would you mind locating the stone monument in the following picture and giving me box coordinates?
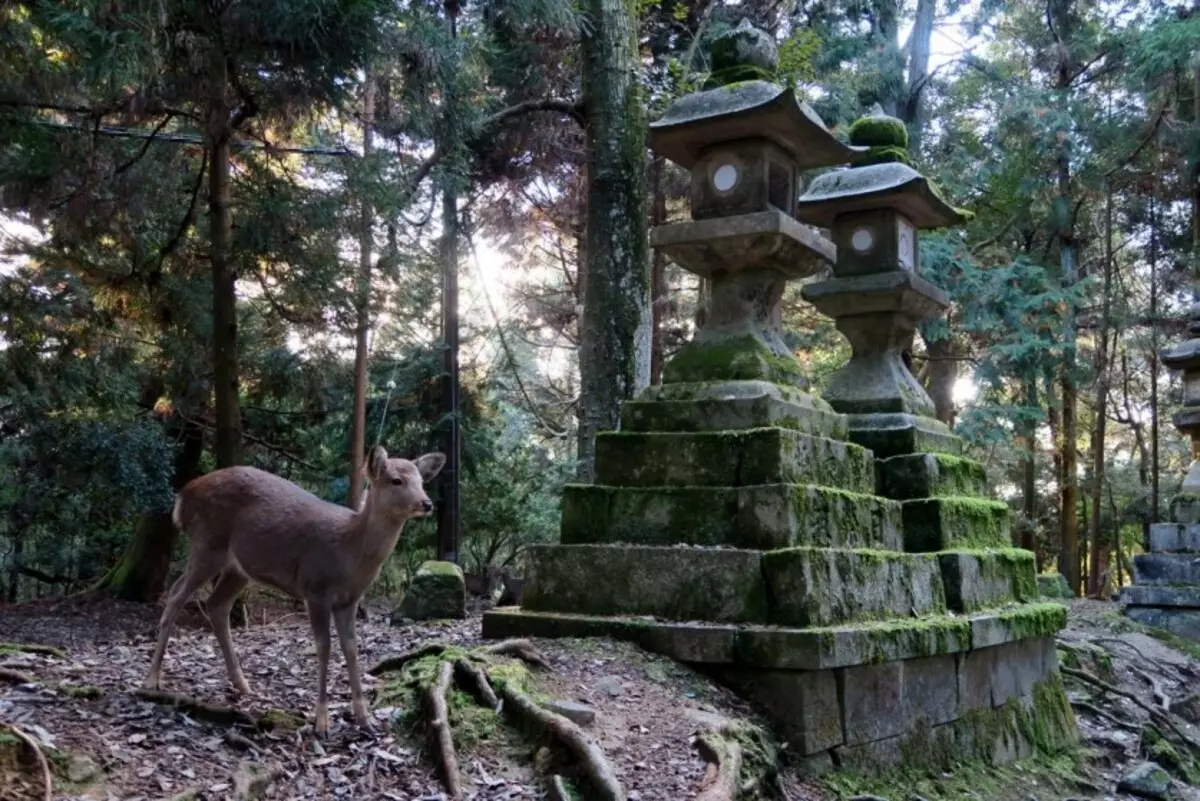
[1123,302,1200,639]
[483,24,1076,773]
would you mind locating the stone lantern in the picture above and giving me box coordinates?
[796,108,971,456]
[646,20,865,388]
[1162,306,1200,502]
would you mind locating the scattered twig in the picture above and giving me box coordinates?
[427,660,463,799]
[367,642,448,676]
[695,730,742,801]
[481,639,552,670]
[1,722,52,801]
[453,657,499,710]
[491,674,625,801]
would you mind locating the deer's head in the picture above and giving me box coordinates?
[365,446,446,520]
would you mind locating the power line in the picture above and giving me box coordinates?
[4,117,354,156]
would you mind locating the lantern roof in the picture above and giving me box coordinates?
[794,162,969,229]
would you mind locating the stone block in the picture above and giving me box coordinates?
[710,667,843,754]
[844,412,964,459]
[1132,552,1200,586]
[1121,584,1200,608]
[1148,523,1200,553]
[969,602,1068,650]
[839,661,905,745]
[620,381,847,439]
[521,544,769,623]
[876,453,990,500]
[762,547,945,627]
[957,647,995,710]
[593,428,874,492]
[902,497,1012,552]
[393,561,466,621]
[562,484,902,550]
[904,654,959,725]
[988,637,1050,707]
[1124,606,1200,642]
[735,614,971,670]
[1036,573,1073,599]
[938,550,1037,613]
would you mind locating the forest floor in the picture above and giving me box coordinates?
[0,594,1198,801]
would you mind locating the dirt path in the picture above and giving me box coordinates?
[1,595,1199,800]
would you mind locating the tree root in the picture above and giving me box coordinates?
[133,688,297,731]
[366,642,448,676]
[695,730,742,801]
[428,660,463,799]
[0,642,66,659]
[0,667,35,685]
[382,640,624,801]
[1,722,52,801]
[1061,666,1199,754]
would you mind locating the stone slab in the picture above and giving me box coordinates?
[1124,606,1200,641]
[708,667,843,754]
[839,661,905,744]
[1121,584,1200,608]
[844,412,964,459]
[561,483,903,551]
[938,550,1037,613]
[1148,523,1200,554]
[1131,552,1200,586]
[483,604,1064,671]
[903,653,959,725]
[762,547,945,626]
[902,497,1012,552]
[621,380,847,438]
[521,544,769,623]
[593,428,875,492]
[876,453,989,500]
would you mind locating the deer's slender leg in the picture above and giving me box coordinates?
[206,568,252,695]
[144,551,226,689]
[307,599,333,736]
[332,602,370,727]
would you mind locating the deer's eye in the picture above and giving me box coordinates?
[391,477,405,486]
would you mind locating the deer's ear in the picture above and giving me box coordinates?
[414,452,447,482]
[367,446,389,479]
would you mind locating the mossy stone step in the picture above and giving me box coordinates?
[877,453,989,500]
[1131,552,1200,586]
[762,547,946,627]
[938,549,1037,613]
[620,396,846,438]
[521,544,770,623]
[480,602,1069,671]
[845,412,964,459]
[594,428,875,492]
[561,483,902,550]
[901,497,1011,552]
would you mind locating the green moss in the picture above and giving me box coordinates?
[662,335,805,386]
[258,708,305,732]
[902,497,1012,552]
[853,145,914,167]
[417,561,464,579]
[848,115,909,148]
[0,642,66,659]
[60,684,103,699]
[994,602,1069,641]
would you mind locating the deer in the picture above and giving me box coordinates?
[143,445,446,737]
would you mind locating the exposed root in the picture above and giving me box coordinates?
[481,638,552,669]
[1070,698,1141,730]
[453,657,499,710]
[1131,665,1171,710]
[1062,666,1198,755]
[427,660,463,799]
[491,674,625,801]
[547,774,574,801]
[695,730,742,801]
[133,688,294,731]
[0,642,66,659]
[1,722,52,801]
[0,667,35,685]
[366,642,448,676]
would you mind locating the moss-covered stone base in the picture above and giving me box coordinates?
[662,334,807,386]
[902,497,1012,551]
[844,412,963,459]
[877,453,990,500]
[560,483,902,550]
[939,549,1037,613]
[394,561,466,621]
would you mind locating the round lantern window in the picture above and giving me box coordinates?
[851,227,875,253]
[712,163,739,193]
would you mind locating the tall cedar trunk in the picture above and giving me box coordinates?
[348,75,377,509]
[575,0,650,481]
[6,525,22,602]
[1046,397,1063,572]
[1150,184,1160,526]
[93,416,205,601]
[1052,10,1080,595]
[208,71,242,469]
[1087,181,1115,595]
[649,156,667,386]
[924,337,956,426]
[1020,379,1039,560]
[902,0,936,152]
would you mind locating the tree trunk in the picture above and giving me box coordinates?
[576,0,650,481]
[1020,379,1039,558]
[1087,180,1114,595]
[902,0,936,152]
[348,74,377,510]
[1150,183,1160,526]
[649,156,667,386]
[208,76,242,469]
[93,416,205,601]
[923,336,956,426]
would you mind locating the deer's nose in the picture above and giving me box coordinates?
[422,500,434,514]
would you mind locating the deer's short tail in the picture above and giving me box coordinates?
[171,495,184,530]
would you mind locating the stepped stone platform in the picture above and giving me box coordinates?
[1123,518,1200,639]
[482,381,1076,773]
